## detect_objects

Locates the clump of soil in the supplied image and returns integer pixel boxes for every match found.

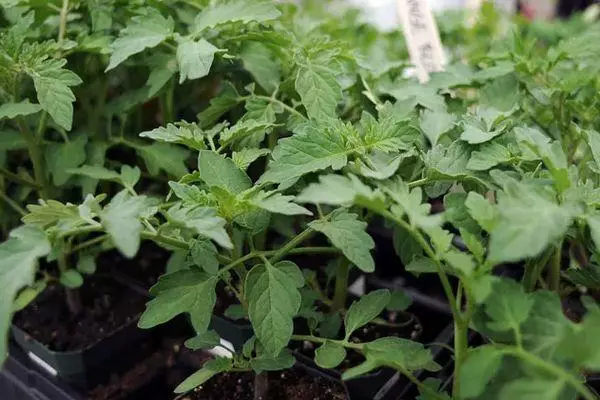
[14,277,146,351]
[178,368,347,400]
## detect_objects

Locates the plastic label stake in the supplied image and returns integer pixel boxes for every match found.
[396,0,445,82]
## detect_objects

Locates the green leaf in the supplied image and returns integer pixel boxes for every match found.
[198,150,251,194]
[224,304,247,320]
[406,257,437,276]
[465,192,498,232]
[232,148,270,170]
[484,279,533,335]
[250,351,296,373]
[559,304,600,370]
[167,204,232,249]
[176,38,219,83]
[393,224,423,265]
[189,238,218,274]
[100,192,150,258]
[489,182,577,263]
[297,174,384,209]
[140,122,207,151]
[107,8,174,71]
[587,215,600,251]
[459,346,504,399]
[194,0,281,33]
[76,254,96,275]
[184,330,221,350]
[60,269,84,289]
[68,165,120,181]
[459,228,485,264]
[247,262,301,356]
[12,280,46,313]
[29,59,82,131]
[480,73,519,111]
[460,114,505,144]
[0,100,42,119]
[387,289,413,311]
[309,210,375,273]
[45,136,88,186]
[240,42,281,93]
[499,378,565,400]
[295,62,341,120]
[174,357,232,393]
[138,142,189,177]
[0,226,51,366]
[385,82,446,112]
[584,129,600,170]
[444,192,480,233]
[467,142,512,171]
[344,289,390,339]
[420,109,456,144]
[343,337,440,380]
[198,82,241,128]
[246,191,312,216]
[140,269,218,332]
[521,291,573,360]
[315,341,346,369]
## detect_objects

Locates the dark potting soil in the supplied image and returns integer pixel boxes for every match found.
[14,277,146,352]
[178,368,347,400]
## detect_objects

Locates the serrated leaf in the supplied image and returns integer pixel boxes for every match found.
[100,192,150,258]
[68,165,120,181]
[310,210,375,272]
[344,289,390,339]
[297,174,384,209]
[444,192,480,233]
[232,148,270,170]
[167,204,232,249]
[465,192,498,232]
[459,346,504,399]
[140,122,207,151]
[107,8,174,71]
[176,38,219,83]
[0,226,51,366]
[190,238,218,274]
[138,142,189,177]
[198,150,251,194]
[584,129,600,171]
[29,59,82,130]
[247,262,301,356]
[198,82,241,128]
[240,42,281,93]
[489,182,576,263]
[315,341,346,369]
[484,279,533,335]
[295,62,341,120]
[0,100,42,119]
[45,136,88,186]
[246,191,312,216]
[194,0,281,33]
[406,257,437,276]
[420,109,456,145]
[174,357,232,393]
[467,142,512,171]
[60,269,84,289]
[185,330,221,350]
[343,337,440,380]
[140,269,218,332]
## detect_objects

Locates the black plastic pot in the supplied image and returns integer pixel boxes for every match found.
[11,316,150,390]
[0,343,82,400]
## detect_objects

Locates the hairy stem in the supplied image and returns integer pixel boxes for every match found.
[269,227,315,263]
[58,0,69,43]
[548,241,563,292]
[331,258,350,313]
[0,191,27,216]
[0,167,41,189]
[17,117,49,199]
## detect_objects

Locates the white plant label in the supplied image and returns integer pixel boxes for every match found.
[396,0,445,83]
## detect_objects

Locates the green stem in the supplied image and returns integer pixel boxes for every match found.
[0,167,41,189]
[269,227,315,263]
[548,241,563,292]
[58,0,69,43]
[68,235,108,254]
[400,368,449,400]
[523,249,553,292]
[331,258,350,313]
[251,95,307,121]
[500,347,596,400]
[17,117,49,199]
[453,321,469,397]
[408,177,429,188]
[290,334,363,351]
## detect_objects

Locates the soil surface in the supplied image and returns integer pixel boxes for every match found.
[178,368,347,400]
[14,277,146,352]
